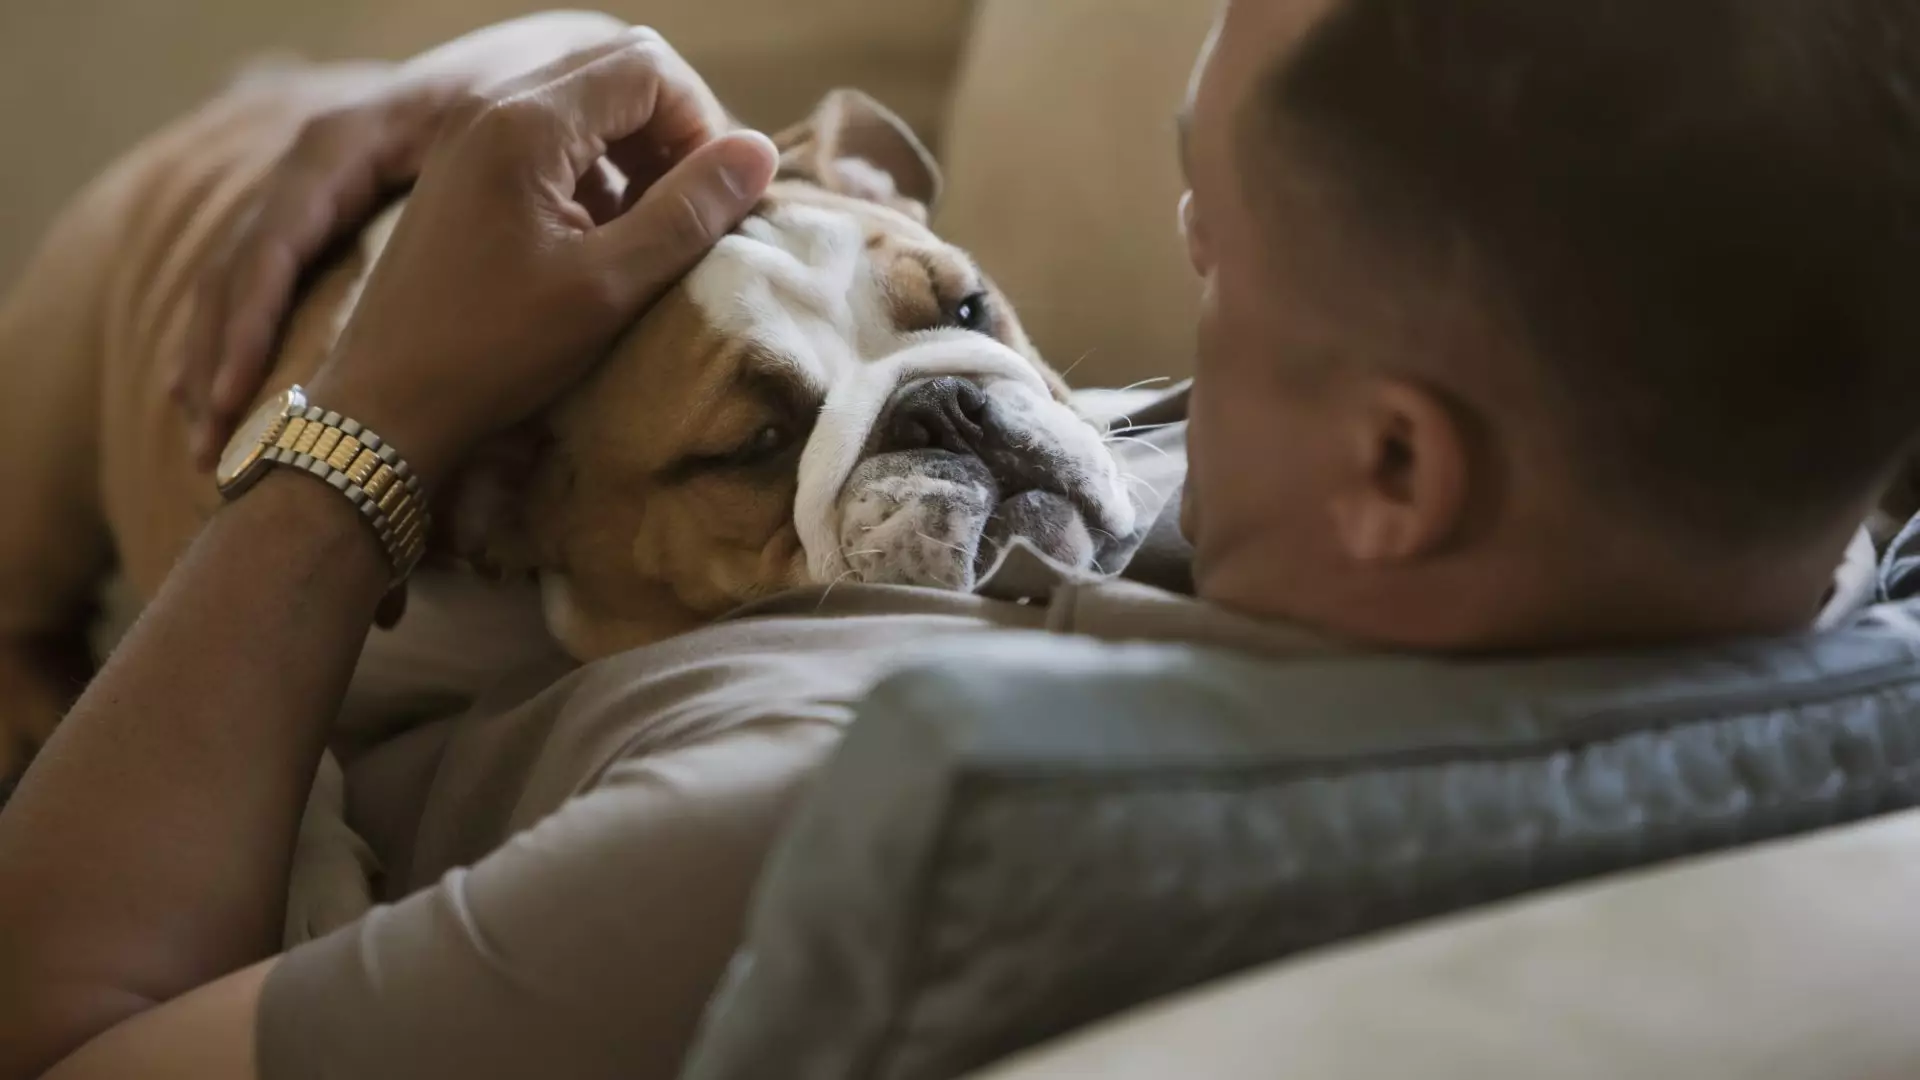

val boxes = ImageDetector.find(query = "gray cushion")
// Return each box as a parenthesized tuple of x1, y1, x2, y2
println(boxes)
(679, 603, 1920, 1080)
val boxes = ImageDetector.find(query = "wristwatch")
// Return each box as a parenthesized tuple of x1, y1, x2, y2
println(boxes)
(215, 385, 430, 582)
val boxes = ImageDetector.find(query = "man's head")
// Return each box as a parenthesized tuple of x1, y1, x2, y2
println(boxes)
(445, 90, 1136, 658)
(1179, 0, 1920, 651)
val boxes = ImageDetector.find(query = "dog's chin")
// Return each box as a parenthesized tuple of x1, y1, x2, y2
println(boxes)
(833, 448, 1106, 593)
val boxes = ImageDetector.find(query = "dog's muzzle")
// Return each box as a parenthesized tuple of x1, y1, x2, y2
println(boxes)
(792, 332, 1138, 591)
(863, 375, 1110, 574)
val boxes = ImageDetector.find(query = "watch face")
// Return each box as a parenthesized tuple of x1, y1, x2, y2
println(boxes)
(216, 387, 301, 490)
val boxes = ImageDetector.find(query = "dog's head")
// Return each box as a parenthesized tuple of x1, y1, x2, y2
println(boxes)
(448, 90, 1138, 658)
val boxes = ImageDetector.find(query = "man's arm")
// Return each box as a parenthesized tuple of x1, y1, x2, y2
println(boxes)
(0, 31, 777, 1080)
(45, 960, 275, 1080)
(0, 474, 382, 1077)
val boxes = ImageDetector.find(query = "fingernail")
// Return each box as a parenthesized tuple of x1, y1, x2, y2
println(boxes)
(720, 131, 779, 202)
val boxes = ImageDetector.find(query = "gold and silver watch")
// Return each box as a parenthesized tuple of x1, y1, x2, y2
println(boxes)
(215, 385, 429, 582)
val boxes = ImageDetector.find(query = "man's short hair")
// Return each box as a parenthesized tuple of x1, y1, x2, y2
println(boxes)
(1256, 0, 1920, 547)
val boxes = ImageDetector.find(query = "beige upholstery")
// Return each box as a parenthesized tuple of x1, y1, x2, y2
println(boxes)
(970, 810, 1920, 1080)
(935, 0, 1215, 390)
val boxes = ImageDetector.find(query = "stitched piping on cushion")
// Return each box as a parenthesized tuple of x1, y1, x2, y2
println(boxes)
(992, 751, 1920, 913)
(958, 658, 1920, 786)
(967, 714, 1920, 834)
(959, 704, 1920, 873)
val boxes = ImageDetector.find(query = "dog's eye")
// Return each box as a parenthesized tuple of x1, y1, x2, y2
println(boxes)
(950, 292, 993, 334)
(731, 424, 793, 466)
(667, 422, 804, 483)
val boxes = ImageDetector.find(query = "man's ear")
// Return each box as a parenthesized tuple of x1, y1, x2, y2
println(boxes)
(773, 88, 943, 221)
(425, 421, 551, 580)
(1329, 378, 1472, 563)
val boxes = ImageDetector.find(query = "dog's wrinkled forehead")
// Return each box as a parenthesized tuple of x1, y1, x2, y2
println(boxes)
(681, 194, 928, 389)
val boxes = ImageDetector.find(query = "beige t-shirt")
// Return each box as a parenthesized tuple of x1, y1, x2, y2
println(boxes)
(258, 578, 1332, 1080)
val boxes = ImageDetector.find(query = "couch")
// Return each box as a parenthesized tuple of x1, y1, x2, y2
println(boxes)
(12, 3, 1920, 1076)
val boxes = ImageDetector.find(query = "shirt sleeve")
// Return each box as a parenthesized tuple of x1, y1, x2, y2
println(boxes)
(256, 716, 841, 1080)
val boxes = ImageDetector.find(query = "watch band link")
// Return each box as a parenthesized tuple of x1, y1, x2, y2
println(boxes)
(266, 406, 429, 580)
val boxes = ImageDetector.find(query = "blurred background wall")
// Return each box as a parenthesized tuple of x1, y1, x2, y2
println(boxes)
(0, 0, 974, 289)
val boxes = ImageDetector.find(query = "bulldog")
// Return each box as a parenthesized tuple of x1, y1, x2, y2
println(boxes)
(0, 52, 1145, 840)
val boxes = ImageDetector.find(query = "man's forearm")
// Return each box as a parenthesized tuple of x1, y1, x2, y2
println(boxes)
(0, 470, 387, 1077)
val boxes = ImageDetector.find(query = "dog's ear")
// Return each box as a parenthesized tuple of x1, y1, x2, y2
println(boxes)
(425, 421, 551, 581)
(773, 88, 943, 221)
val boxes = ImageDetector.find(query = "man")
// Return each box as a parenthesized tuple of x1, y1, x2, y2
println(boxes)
(4, 1, 1917, 1077)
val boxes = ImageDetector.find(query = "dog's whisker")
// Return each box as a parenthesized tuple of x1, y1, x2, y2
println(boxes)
(1105, 420, 1180, 438)
(1114, 376, 1173, 393)
(815, 564, 869, 611)
(916, 531, 968, 555)
(1105, 435, 1170, 457)
(1061, 350, 1098, 380)
(1120, 473, 1165, 501)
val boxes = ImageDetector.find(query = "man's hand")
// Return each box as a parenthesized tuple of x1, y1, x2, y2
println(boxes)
(175, 72, 464, 469)
(301, 29, 778, 487)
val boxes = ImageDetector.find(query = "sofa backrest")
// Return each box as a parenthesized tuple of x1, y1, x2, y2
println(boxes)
(679, 602, 1920, 1080)
(933, 0, 1216, 392)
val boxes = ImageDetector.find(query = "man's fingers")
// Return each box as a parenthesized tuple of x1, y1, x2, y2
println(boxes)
(209, 239, 300, 415)
(174, 271, 228, 468)
(576, 158, 628, 226)
(212, 169, 367, 416)
(469, 32, 728, 187)
(555, 36, 730, 174)
(591, 130, 777, 310)
(204, 99, 441, 444)
(469, 26, 645, 103)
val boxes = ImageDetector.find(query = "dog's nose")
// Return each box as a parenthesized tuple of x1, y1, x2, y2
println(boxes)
(875, 376, 991, 457)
